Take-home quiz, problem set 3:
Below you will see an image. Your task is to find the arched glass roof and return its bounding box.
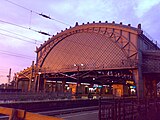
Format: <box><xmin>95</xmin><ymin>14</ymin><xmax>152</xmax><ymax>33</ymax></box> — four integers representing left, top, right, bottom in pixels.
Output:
<box><xmin>42</xmin><ymin>32</ymin><xmax>126</xmax><ymax>72</ymax></box>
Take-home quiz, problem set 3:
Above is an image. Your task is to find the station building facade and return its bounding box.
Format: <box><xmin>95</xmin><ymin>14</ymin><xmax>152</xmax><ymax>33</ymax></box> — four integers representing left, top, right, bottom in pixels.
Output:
<box><xmin>15</xmin><ymin>21</ymin><xmax>160</xmax><ymax>98</ymax></box>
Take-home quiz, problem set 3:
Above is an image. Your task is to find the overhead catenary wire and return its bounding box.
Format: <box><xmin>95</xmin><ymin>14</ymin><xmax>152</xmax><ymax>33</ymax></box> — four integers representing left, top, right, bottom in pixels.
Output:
<box><xmin>5</xmin><ymin>0</ymin><xmax>71</xmax><ymax>26</ymax></box>
<box><xmin>0</xmin><ymin>32</ymin><xmax>39</xmax><ymax>44</ymax></box>
<box><xmin>0</xmin><ymin>68</ymin><xmax>8</xmax><ymax>70</ymax></box>
<box><xmin>0</xmin><ymin>75</ymin><xmax>7</xmax><ymax>77</ymax></box>
<box><xmin>0</xmin><ymin>28</ymin><xmax>42</xmax><ymax>44</ymax></box>
<box><xmin>0</xmin><ymin>19</ymin><xmax>51</xmax><ymax>36</ymax></box>
<box><xmin>0</xmin><ymin>50</ymin><xmax>35</xmax><ymax>60</ymax></box>
<box><xmin>0</xmin><ymin>49</ymin><xmax>34</xmax><ymax>58</ymax></box>
<box><xmin>0</xmin><ymin>52</ymin><xmax>33</xmax><ymax>59</ymax></box>
<box><xmin>0</xmin><ymin>66</ymin><xmax>12</xmax><ymax>69</ymax></box>
<box><xmin>0</xmin><ymin>70</ymin><xmax>8</xmax><ymax>73</ymax></box>
<box><xmin>5</xmin><ymin>0</ymin><xmax>39</xmax><ymax>14</ymax></box>
<box><xmin>39</xmin><ymin>13</ymin><xmax>71</xmax><ymax>26</ymax></box>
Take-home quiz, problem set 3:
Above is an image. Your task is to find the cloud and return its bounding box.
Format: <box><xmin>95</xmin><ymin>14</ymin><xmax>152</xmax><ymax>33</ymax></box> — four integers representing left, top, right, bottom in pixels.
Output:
<box><xmin>139</xmin><ymin>3</ymin><xmax>160</xmax><ymax>42</ymax></box>
<box><xmin>134</xmin><ymin>0</ymin><xmax>160</xmax><ymax>17</ymax></box>
<box><xmin>0</xmin><ymin>0</ymin><xmax>160</xmax><ymax>83</ymax></box>
<box><xmin>48</xmin><ymin>0</ymin><xmax>139</xmax><ymax>26</ymax></box>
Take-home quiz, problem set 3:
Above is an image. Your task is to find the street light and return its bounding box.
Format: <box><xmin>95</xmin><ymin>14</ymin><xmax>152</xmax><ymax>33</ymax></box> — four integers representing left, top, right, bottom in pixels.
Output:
<box><xmin>74</xmin><ymin>63</ymin><xmax>84</xmax><ymax>67</ymax></box>
<box><xmin>38</xmin><ymin>72</ymin><xmax>41</xmax><ymax>75</ymax></box>
<box><xmin>37</xmin><ymin>71</ymin><xmax>41</xmax><ymax>92</ymax></box>
<box><xmin>74</xmin><ymin>64</ymin><xmax>84</xmax><ymax>98</ymax></box>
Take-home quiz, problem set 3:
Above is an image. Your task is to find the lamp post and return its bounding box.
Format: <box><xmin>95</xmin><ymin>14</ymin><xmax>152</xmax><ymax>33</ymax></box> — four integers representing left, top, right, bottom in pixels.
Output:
<box><xmin>37</xmin><ymin>71</ymin><xmax>41</xmax><ymax>92</ymax></box>
<box><xmin>74</xmin><ymin>64</ymin><xmax>84</xmax><ymax>97</ymax></box>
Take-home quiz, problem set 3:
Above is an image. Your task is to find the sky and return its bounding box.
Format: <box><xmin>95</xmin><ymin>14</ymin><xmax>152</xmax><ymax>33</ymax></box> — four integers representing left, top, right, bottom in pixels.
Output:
<box><xmin>0</xmin><ymin>0</ymin><xmax>160</xmax><ymax>84</ymax></box>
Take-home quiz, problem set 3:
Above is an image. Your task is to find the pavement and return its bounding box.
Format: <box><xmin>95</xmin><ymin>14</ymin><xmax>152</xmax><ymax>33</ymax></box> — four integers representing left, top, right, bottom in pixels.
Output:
<box><xmin>56</xmin><ymin>110</ymin><xmax>99</xmax><ymax>120</ymax></box>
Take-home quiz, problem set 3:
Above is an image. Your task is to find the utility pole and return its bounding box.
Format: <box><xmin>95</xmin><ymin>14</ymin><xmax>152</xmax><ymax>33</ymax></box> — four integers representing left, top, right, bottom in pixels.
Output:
<box><xmin>28</xmin><ymin>61</ymin><xmax>34</xmax><ymax>91</ymax></box>
<box><xmin>7</xmin><ymin>68</ymin><xmax>11</xmax><ymax>84</ymax></box>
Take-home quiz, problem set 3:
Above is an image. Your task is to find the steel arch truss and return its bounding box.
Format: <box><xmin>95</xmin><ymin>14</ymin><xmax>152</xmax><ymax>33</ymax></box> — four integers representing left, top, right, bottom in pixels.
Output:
<box><xmin>37</xmin><ymin>23</ymin><xmax>139</xmax><ymax>70</ymax></box>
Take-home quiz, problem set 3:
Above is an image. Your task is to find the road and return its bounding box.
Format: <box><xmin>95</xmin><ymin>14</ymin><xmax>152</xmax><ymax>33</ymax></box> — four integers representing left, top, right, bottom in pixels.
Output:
<box><xmin>56</xmin><ymin>110</ymin><xmax>98</xmax><ymax>120</ymax></box>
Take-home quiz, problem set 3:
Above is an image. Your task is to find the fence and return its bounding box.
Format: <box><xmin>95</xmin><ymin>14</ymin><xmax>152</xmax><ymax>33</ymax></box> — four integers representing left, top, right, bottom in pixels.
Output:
<box><xmin>99</xmin><ymin>98</ymin><xmax>160</xmax><ymax>120</ymax></box>
<box><xmin>0</xmin><ymin>92</ymin><xmax>72</xmax><ymax>102</ymax></box>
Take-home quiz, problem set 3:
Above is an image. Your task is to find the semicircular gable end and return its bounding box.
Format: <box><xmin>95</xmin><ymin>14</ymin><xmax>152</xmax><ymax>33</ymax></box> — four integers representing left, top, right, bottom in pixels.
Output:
<box><xmin>37</xmin><ymin>23</ymin><xmax>139</xmax><ymax>71</ymax></box>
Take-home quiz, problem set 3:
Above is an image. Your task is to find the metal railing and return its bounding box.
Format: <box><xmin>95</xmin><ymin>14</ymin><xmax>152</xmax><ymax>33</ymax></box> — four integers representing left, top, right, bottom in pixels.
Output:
<box><xmin>99</xmin><ymin>98</ymin><xmax>160</xmax><ymax>120</ymax></box>
<box><xmin>143</xmin><ymin>30</ymin><xmax>160</xmax><ymax>48</ymax></box>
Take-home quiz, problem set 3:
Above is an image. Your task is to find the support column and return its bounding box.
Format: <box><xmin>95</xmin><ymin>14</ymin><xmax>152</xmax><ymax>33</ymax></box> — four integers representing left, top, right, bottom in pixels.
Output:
<box><xmin>28</xmin><ymin>61</ymin><xmax>34</xmax><ymax>92</ymax></box>
<box><xmin>37</xmin><ymin>75</ymin><xmax>40</xmax><ymax>92</ymax></box>
<box><xmin>34</xmin><ymin>75</ymin><xmax>38</xmax><ymax>92</ymax></box>
<box><xmin>28</xmin><ymin>79</ymin><xmax>31</xmax><ymax>92</ymax></box>
<box><xmin>143</xmin><ymin>76</ymin><xmax>149</xmax><ymax>98</ymax></box>
<box><xmin>51</xmin><ymin>82</ymin><xmax>54</xmax><ymax>92</ymax></box>
<box><xmin>144</xmin><ymin>75</ymin><xmax>157</xmax><ymax>98</ymax></box>
<box><xmin>43</xmin><ymin>79</ymin><xmax>46</xmax><ymax>92</ymax></box>
<box><xmin>133</xmin><ymin>69</ymin><xmax>144</xmax><ymax>98</ymax></box>
<box><xmin>16</xmin><ymin>79</ymin><xmax>19</xmax><ymax>90</ymax></box>
<box><xmin>21</xmin><ymin>81</ymin><xmax>25</xmax><ymax>92</ymax></box>
<box><xmin>55</xmin><ymin>81</ymin><xmax>58</xmax><ymax>92</ymax></box>
<box><xmin>62</xmin><ymin>80</ymin><xmax>66</xmax><ymax>92</ymax></box>
<box><xmin>153</xmin><ymin>79</ymin><xmax>157</xmax><ymax>98</ymax></box>
<box><xmin>144</xmin><ymin>76</ymin><xmax>154</xmax><ymax>98</ymax></box>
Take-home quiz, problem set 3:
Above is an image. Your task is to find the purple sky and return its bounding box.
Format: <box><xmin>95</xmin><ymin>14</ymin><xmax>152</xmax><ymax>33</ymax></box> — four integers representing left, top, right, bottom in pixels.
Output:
<box><xmin>0</xmin><ymin>0</ymin><xmax>160</xmax><ymax>84</ymax></box>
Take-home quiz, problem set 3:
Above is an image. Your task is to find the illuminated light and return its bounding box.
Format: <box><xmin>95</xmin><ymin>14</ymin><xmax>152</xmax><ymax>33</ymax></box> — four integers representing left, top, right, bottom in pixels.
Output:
<box><xmin>89</xmin><ymin>88</ymin><xmax>96</xmax><ymax>91</ymax></box>
<box><xmin>47</xmin><ymin>80</ymin><xmax>56</xmax><ymax>83</ymax></box>
<box><xmin>130</xmin><ymin>86</ymin><xmax>136</xmax><ymax>89</ymax></box>
<box><xmin>112</xmin><ymin>81</ymin><xmax>114</xmax><ymax>82</ymax></box>
<box><xmin>126</xmin><ymin>81</ymin><xmax>134</xmax><ymax>85</ymax></box>
<box><xmin>66</xmin><ymin>82</ymin><xmax>77</xmax><ymax>84</ymax></box>
<box><xmin>81</xmin><ymin>64</ymin><xmax>84</xmax><ymax>66</ymax></box>
<box><xmin>81</xmin><ymin>83</ymin><xmax>90</xmax><ymax>85</ymax></box>
<box><xmin>38</xmin><ymin>72</ymin><xmax>41</xmax><ymax>75</ymax></box>
<box><xmin>93</xmin><ymin>78</ymin><xmax>95</xmax><ymax>80</ymax></box>
<box><xmin>98</xmin><ymin>71</ymin><xmax>101</xmax><ymax>74</ymax></box>
<box><xmin>103</xmin><ymin>85</ymin><xmax>110</xmax><ymax>87</ymax></box>
<box><xmin>106</xmin><ymin>89</ymin><xmax>108</xmax><ymax>93</ymax></box>
<box><xmin>57</xmin><ymin>81</ymin><xmax>62</xmax><ymax>83</ymax></box>
<box><xmin>93</xmin><ymin>84</ymin><xmax>98</xmax><ymax>88</ymax></box>
<box><xmin>74</xmin><ymin>64</ymin><xmax>84</xmax><ymax>67</ymax></box>
<box><xmin>98</xmin><ymin>85</ymin><xmax>102</xmax><ymax>88</ymax></box>
<box><xmin>131</xmin><ymin>89</ymin><xmax>136</xmax><ymax>93</ymax></box>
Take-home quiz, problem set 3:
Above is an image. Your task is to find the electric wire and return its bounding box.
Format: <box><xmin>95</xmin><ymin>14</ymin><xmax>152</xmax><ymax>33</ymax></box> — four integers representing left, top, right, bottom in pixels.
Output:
<box><xmin>0</xmin><ymin>69</ymin><xmax>9</xmax><ymax>72</ymax></box>
<box><xmin>0</xmin><ymin>75</ymin><xmax>6</xmax><ymax>77</ymax></box>
<box><xmin>5</xmin><ymin>0</ymin><xmax>38</xmax><ymax>14</ymax></box>
<box><xmin>0</xmin><ymin>66</ymin><xmax>11</xmax><ymax>69</ymax></box>
<box><xmin>0</xmin><ymin>50</ymin><xmax>35</xmax><ymax>60</ymax></box>
<box><xmin>0</xmin><ymin>68</ymin><xmax>8</xmax><ymax>70</ymax></box>
<box><xmin>0</xmin><ymin>49</ymin><xmax>34</xmax><ymax>58</ymax></box>
<box><xmin>29</xmin><ymin>10</ymin><xmax>32</xmax><ymax>29</ymax></box>
<box><xmin>0</xmin><ymin>19</ymin><xmax>51</xmax><ymax>36</ymax></box>
<box><xmin>5</xmin><ymin>0</ymin><xmax>70</xmax><ymax>26</ymax></box>
<box><xmin>0</xmin><ymin>28</ymin><xmax>42</xmax><ymax>44</ymax></box>
<box><xmin>0</xmin><ymin>19</ymin><xmax>35</xmax><ymax>31</ymax></box>
<box><xmin>0</xmin><ymin>32</ymin><xmax>39</xmax><ymax>44</ymax></box>
<box><xmin>0</xmin><ymin>52</ymin><xmax>34</xmax><ymax>60</ymax></box>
